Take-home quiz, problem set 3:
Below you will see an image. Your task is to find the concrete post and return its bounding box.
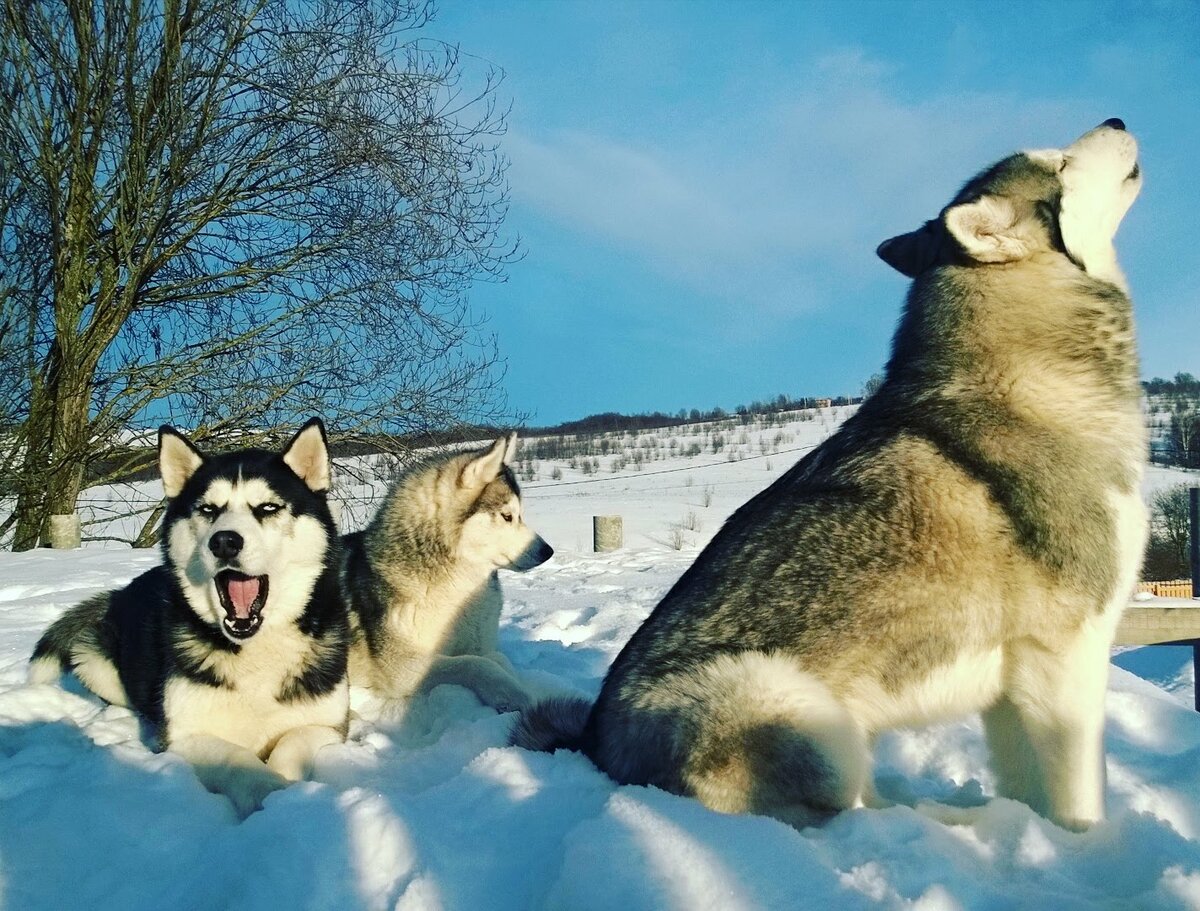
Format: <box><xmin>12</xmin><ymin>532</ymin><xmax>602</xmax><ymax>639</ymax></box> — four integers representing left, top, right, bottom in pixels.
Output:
<box><xmin>593</xmin><ymin>515</ymin><xmax>623</xmax><ymax>552</ymax></box>
<box><xmin>47</xmin><ymin>514</ymin><xmax>82</xmax><ymax>549</ymax></box>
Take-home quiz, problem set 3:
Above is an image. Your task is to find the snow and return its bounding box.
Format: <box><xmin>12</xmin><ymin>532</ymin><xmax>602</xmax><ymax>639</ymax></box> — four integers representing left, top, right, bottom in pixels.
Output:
<box><xmin>3</xmin><ymin>408</ymin><xmax>1200</xmax><ymax>910</ymax></box>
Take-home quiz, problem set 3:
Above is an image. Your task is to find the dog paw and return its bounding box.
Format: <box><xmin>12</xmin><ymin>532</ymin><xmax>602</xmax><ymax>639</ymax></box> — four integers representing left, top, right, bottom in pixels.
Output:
<box><xmin>225</xmin><ymin>768</ymin><xmax>289</xmax><ymax>818</ymax></box>
<box><xmin>266</xmin><ymin>747</ymin><xmax>311</xmax><ymax>782</ymax></box>
<box><xmin>266</xmin><ymin>726</ymin><xmax>344</xmax><ymax>781</ymax></box>
<box><xmin>489</xmin><ymin>687</ymin><xmax>532</xmax><ymax>715</ymax></box>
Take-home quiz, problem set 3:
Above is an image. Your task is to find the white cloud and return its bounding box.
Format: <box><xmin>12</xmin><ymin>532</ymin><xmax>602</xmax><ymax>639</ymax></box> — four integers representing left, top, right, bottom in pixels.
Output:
<box><xmin>503</xmin><ymin>50</ymin><xmax>1084</xmax><ymax>316</ymax></box>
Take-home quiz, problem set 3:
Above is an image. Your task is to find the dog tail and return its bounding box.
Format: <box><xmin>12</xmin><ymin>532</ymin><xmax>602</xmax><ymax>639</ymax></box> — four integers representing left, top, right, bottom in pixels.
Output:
<box><xmin>510</xmin><ymin>695</ymin><xmax>593</xmax><ymax>753</ymax></box>
<box><xmin>29</xmin><ymin>632</ymin><xmax>70</xmax><ymax>684</ymax></box>
<box><xmin>674</xmin><ymin>651</ymin><xmax>871</xmax><ymax>823</ymax></box>
<box><xmin>28</xmin><ymin>594</ymin><xmax>109</xmax><ymax>685</ymax></box>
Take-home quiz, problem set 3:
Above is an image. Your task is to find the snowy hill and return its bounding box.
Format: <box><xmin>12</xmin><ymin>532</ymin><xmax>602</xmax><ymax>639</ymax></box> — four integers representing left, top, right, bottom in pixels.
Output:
<box><xmin>2</xmin><ymin>405</ymin><xmax>1200</xmax><ymax>910</ymax></box>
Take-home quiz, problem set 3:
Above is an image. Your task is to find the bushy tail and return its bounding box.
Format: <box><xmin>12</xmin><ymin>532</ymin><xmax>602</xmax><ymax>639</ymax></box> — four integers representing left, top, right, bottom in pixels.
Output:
<box><xmin>509</xmin><ymin>695</ymin><xmax>593</xmax><ymax>753</ymax></box>
<box><xmin>27</xmin><ymin>594</ymin><xmax>108</xmax><ymax>685</ymax></box>
<box><xmin>28</xmin><ymin>633</ymin><xmax>69</xmax><ymax>684</ymax></box>
<box><xmin>675</xmin><ymin>652</ymin><xmax>871</xmax><ymax>821</ymax></box>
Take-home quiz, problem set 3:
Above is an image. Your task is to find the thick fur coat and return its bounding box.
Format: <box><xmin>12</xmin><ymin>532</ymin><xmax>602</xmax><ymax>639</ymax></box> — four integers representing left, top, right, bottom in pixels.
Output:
<box><xmin>30</xmin><ymin>420</ymin><xmax>349</xmax><ymax>816</ymax></box>
<box><xmin>514</xmin><ymin>120</ymin><xmax>1147</xmax><ymax>831</ymax></box>
<box><xmin>342</xmin><ymin>434</ymin><xmax>553</xmax><ymax>712</ymax></box>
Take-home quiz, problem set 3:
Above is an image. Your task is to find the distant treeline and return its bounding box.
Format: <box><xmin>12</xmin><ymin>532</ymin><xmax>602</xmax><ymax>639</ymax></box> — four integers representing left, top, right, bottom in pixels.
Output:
<box><xmin>54</xmin><ymin>394</ymin><xmax>857</xmax><ymax>489</ymax></box>
<box><xmin>520</xmin><ymin>393</ymin><xmax>861</xmax><ymax>438</ymax></box>
<box><xmin>1143</xmin><ymin>373</ymin><xmax>1200</xmax><ymax>398</ymax></box>
<box><xmin>25</xmin><ymin>373</ymin><xmax>1198</xmax><ymax>494</ymax></box>
<box><xmin>66</xmin><ymin>425</ymin><xmax>507</xmax><ymax>488</ymax></box>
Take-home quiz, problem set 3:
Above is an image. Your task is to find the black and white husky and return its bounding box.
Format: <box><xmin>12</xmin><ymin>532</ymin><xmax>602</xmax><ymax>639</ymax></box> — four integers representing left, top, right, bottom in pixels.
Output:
<box><xmin>30</xmin><ymin>419</ymin><xmax>349</xmax><ymax>817</ymax></box>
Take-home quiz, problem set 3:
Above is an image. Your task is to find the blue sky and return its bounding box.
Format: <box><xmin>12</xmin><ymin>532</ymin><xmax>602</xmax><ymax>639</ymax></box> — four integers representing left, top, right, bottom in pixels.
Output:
<box><xmin>427</xmin><ymin>0</ymin><xmax>1200</xmax><ymax>425</ymax></box>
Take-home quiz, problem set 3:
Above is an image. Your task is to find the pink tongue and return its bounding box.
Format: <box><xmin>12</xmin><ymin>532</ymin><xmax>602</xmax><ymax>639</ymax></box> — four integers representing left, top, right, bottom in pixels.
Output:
<box><xmin>227</xmin><ymin>577</ymin><xmax>261</xmax><ymax>619</ymax></box>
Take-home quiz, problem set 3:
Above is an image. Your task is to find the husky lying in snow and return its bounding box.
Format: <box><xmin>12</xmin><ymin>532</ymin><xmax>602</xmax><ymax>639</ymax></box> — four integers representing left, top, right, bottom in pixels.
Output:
<box><xmin>341</xmin><ymin>434</ymin><xmax>553</xmax><ymax>713</ymax></box>
<box><xmin>30</xmin><ymin>419</ymin><xmax>349</xmax><ymax>817</ymax></box>
<box><xmin>514</xmin><ymin>119</ymin><xmax>1147</xmax><ymax>831</ymax></box>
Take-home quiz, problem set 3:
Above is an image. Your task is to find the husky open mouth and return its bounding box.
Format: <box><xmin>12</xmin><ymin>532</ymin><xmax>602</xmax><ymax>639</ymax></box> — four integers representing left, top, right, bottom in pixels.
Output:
<box><xmin>215</xmin><ymin>570</ymin><xmax>269</xmax><ymax>639</ymax></box>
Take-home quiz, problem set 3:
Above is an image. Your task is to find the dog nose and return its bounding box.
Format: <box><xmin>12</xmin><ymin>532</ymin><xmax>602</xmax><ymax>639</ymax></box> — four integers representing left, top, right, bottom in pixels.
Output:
<box><xmin>208</xmin><ymin>530</ymin><xmax>244</xmax><ymax>560</ymax></box>
<box><xmin>1101</xmin><ymin>117</ymin><xmax>1126</xmax><ymax>131</ymax></box>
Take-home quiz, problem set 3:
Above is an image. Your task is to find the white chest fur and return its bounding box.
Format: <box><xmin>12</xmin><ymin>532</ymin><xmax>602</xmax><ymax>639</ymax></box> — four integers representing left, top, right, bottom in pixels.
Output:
<box><xmin>165</xmin><ymin>627</ymin><xmax>346</xmax><ymax>756</ymax></box>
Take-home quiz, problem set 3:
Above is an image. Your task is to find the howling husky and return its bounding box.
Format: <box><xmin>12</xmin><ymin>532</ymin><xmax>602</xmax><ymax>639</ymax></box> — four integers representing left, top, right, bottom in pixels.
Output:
<box><xmin>31</xmin><ymin>419</ymin><xmax>349</xmax><ymax>817</ymax></box>
<box><xmin>341</xmin><ymin>434</ymin><xmax>554</xmax><ymax>712</ymax></box>
<box><xmin>514</xmin><ymin>120</ymin><xmax>1146</xmax><ymax>831</ymax></box>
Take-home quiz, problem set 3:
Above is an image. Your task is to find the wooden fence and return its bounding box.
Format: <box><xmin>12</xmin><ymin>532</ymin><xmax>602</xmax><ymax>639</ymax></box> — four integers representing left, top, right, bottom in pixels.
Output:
<box><xmin>1136</xmin><ymin>579</ymin><xmax>1195</xmax><ymax>598</ymax></box>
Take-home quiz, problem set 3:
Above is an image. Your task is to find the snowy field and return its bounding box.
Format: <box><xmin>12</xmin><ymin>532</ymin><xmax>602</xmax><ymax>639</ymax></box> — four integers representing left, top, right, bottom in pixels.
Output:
<box><xmin>3</xmin><ymin>408</ymin><xmax>1200</xmax><ymax>910</ymax></box>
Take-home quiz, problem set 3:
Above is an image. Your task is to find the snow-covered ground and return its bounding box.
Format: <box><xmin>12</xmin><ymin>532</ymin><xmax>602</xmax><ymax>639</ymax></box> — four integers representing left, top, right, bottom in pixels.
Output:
<box><xmin>2</xmin><ymin>408</ymin><xmax>1200</xmax><ymax>910</ymax></box>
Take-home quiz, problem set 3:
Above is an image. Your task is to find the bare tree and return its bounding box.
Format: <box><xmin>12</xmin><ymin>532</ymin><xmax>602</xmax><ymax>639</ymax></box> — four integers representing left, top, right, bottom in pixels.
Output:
<box><xmin>1</xmin><ymin>0</ymin><xmax>518</xmax><ymax>549</ymax></box>
<box><xmin>861</xmin><ymin>372</ymin><xmax>884</xmax><ymax>400</ymax></box>
<box><xmin>1171</xmin><ymin>407</ymin><xmax>1200</xmax><ymax>469</ymax></box>
<box><xmin>1144</xmin><ymin>484</ymin><xmax>1194</xmax><ymax>581</ymax></box>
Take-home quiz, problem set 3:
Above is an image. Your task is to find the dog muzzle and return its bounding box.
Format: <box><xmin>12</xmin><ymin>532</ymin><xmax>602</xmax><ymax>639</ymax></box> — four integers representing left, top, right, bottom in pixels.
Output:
<box><xmin>215</xmin><ymin>570</ymin><xmax>269</xmax><ymax>640</ymax></box>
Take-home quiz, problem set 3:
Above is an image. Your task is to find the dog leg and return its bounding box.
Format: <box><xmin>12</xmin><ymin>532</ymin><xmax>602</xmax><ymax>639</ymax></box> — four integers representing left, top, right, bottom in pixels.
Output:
<box><xmin>171</xmin><ymin>733</ymin><xmax>289</xmax><ymax>818</ymax></box>
<box><xmin>1001</xmin><ymin>618</ymin><xmax>1114</xmax><ymax>830</ymax></box>
<box><xmin>487</xmin><ymin>650</ymin><xmax>520</xmax><ymax>676</ymax></box>
<box><xmin>856</xmin><ymin>734</ymin><xmax>891</xmax><ymax>809</ymax></box>
<box><xmin>70</xmin><ymin>649</ymin><xmax>130</xmax><ymax>707</ymax></box>
<box><xmin>266</xmin><ymin>725</ymin><xmax>344</xmax><ymax>781</ymax></box>
<box><xmin>421</xmin><ymin>654</ymin><xmax>531</xmax><ymax>713</ymax></box>
<box><xmin>982</xmin><ymin>695</ymin><xmax>1046</xmax><ymax>811</ymax></box>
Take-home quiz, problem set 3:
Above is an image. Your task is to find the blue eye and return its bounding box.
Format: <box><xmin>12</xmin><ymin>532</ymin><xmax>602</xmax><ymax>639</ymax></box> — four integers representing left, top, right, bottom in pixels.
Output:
<box><xmin>197</xmin><ymin>504</ymin><xmax>219</xmax><ymax>518</ymax></box>
<box><xmin>254</xmin><ymin>503</ymin><xmax>282</xmax><ymax>519</ymax></box>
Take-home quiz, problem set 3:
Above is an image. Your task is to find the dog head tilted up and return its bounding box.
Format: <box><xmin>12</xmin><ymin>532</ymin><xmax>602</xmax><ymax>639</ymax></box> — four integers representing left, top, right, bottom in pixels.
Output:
<box><xmin>877</xmin><ymin>118</ymin><xmax>1142</xmax><ymax>289</ymax></box>
<box><xmin>158</xmin><ymin>419</ymin><xmax>336</xmax><ymax>643</ymax></box>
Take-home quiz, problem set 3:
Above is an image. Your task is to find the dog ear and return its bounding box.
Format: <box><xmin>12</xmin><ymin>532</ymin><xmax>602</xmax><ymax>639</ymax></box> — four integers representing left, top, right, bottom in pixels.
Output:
<box><xmin>158</xmin><ymin>427</ymin><xmax>205</xmax><ymax>499</ymax></box>
<box><xmin>876</xmin><ymin>219</ymin><xmax>943</xmax><ymax>277</ymax></box>
<box><xmin>281</xmin><ymin>418</ymin><xmax>331</xmax><ymax>493</ymax></box>
<box><xmin>460</xmin><ymin>437</ymin><xmax>507</xmax><ymax>489</ymax></box>
<box><xmin>1024</xmin><ymin>148</ymin><xmax>1065</xmax><ymax>171</ymax></box>
<box><xmin>943</xmin><ymin>195</ymin><xmax>1032</xmax><ymax>264</ymax></box>
<box><xmin>502</xmin><ymin>432</ymin><xmax>519</xmax><ymax>467</ymax></box>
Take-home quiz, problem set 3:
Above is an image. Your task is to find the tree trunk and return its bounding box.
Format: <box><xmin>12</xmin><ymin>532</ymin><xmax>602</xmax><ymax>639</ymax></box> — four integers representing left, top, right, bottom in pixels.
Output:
<box><xmin>45</xmin><ymin>377</ymin><xmax>91</xmax><ymax>516</ymax></box>
<box><xmin>11</xmin><ymin>483</ymin><xmax>46</xmax><ymax>551</ymax></box>
<box><xmin>133</xmin><ymin>504</ymin><xmax>165</xmax><ymax>549</ymax></box>
<box><xmin>12</xmin><ymin>340</ymin><xmax>94</xmax><ymax>550</ymax></box>
<box><xmin>11</xmin><ymin>390</ymin><xmax>52</xmax><ymax>551</ymax></box>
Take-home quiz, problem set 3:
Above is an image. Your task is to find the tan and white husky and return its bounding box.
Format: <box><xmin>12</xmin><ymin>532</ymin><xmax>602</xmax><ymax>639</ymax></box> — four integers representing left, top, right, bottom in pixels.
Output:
<box><xmin>514</xmin><ymin>120</ymin><xmax>1146</xmax><ymax>832</ymax></box>
<box><xmin>342</xmin><ymin>434</ymin><xmax>553</xmax><ymax>712</ymax></box>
